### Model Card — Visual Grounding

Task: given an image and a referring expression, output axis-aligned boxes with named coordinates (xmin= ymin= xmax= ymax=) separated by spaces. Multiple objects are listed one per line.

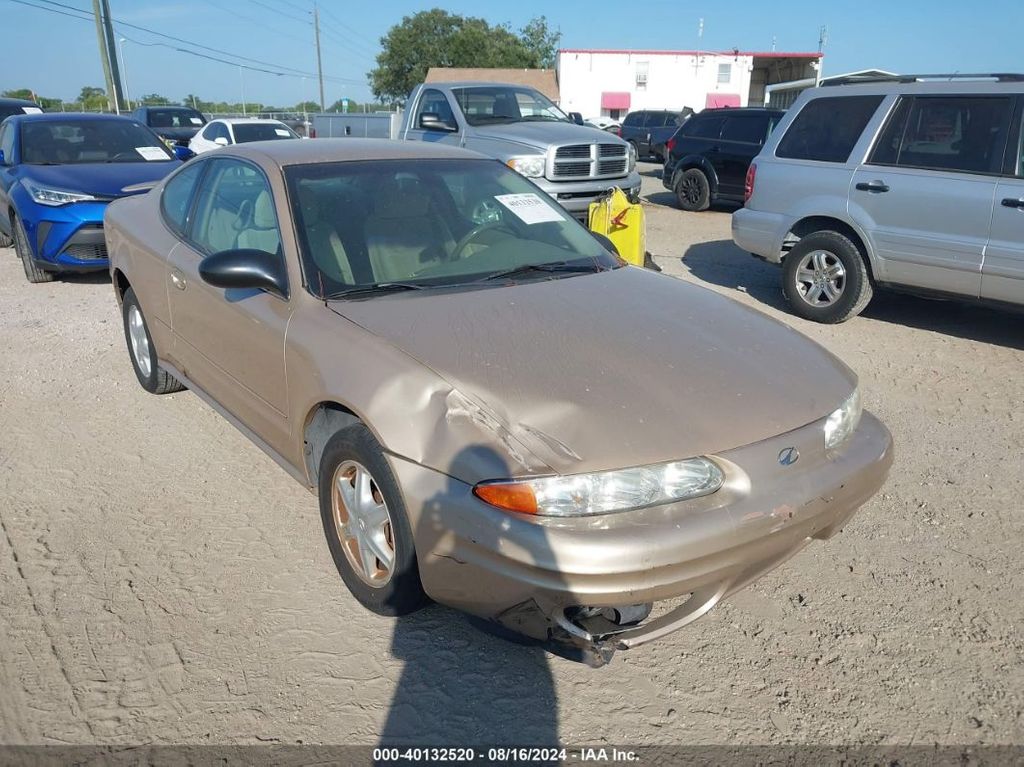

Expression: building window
xmin=636 ymin=61 xmax=649 ymax=90
xmin=718 ymin=63 xmax=732 ymax=83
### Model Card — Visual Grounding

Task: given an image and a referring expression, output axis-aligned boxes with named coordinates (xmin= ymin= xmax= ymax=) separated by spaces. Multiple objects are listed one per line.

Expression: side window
xmin=623 ymin=112 xmax=641 ymax=127
xmin=190 ymin=160 xmax=282 ymax=258
xmin=415 ymin=89 xmax=454 ymax=126
xmin=0 ymin=124 xmax=12 ymax=163
xmin=721 ymin=116 xmax=768 ymax=144
xmin=201 ymin=123 xmax=218 ymax=140
xmin=217 ymin=123 xmax=232 ymax=143
xmin=160 ymin=161 xmax=206 ymax=236
xmin=776 ymin=95 xmax=884 ymax=163
xmin=869 ymin=96 xmax=1012 ymax=175
xmin=686 ymin=115 xmax=726 ymax=140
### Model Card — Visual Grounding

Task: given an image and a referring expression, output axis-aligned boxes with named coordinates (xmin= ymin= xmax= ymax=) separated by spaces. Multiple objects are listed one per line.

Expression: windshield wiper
xmin=325 ymin=282 xmax=426 ymax=300
xmin=480 ymin=262 xmax=604 ymax=282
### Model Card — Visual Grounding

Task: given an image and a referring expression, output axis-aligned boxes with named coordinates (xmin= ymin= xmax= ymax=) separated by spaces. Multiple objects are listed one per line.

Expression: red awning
xmin=706 ymin=93 xmax=741 ymax=108
xmin=601 ymin=92 xmax=631 ymax=110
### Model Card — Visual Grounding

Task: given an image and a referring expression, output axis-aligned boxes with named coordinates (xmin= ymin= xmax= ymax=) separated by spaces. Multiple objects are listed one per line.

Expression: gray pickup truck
xmin=399 ymin=82 xmax=641 ymax=220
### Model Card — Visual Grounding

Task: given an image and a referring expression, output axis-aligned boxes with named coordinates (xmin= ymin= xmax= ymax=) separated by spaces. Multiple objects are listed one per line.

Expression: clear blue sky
xmin=4 ymin=0 xmax=1022 ymax=107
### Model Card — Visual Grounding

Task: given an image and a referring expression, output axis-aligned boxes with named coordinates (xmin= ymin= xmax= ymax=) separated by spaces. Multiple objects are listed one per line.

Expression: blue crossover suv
xmin=0 ymin=113 xmax=180 ymax=282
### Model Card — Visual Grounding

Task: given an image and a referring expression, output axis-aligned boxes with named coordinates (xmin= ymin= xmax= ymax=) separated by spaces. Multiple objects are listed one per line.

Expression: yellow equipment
xmin=587 ymin=187 xmax=647 ymax=267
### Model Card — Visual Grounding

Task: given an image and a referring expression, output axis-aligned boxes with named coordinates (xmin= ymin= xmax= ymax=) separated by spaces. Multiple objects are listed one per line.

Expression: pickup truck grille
xmin=550 ymin=143 xmax=629 ymax=180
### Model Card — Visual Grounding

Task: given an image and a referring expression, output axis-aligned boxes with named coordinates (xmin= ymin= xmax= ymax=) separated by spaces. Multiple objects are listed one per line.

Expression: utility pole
xmin=314 ymin=3 xmax=325 ymax=111
xmin=100 ymin=0 xmax=124 ymax=112
xmin=92 ymin=0 xmax=118 ymax=112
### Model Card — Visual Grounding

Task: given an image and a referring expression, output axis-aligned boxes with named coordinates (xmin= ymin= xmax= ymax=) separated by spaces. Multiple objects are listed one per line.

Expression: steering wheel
xmin=451 ymin=221 xmax=517 ymax=260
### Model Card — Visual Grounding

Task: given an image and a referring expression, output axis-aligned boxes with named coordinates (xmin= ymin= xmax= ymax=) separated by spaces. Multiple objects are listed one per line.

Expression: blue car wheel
xmin=12 ymin=214 xmax=54 ymax=283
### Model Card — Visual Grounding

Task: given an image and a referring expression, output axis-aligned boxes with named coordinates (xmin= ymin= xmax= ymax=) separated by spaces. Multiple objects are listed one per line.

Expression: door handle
xmin=1000 ymin=197 xmax=1024 ymax=209
xmin=855 ymin=180 xmax=890 ymax=193
xmin=170 ymin=271 xmax=187 ymax=290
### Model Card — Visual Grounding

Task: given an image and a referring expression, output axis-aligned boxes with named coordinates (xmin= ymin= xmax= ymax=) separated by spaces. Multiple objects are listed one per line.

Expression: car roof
xmin=219 ymin=137 xmax=488 ymax=167
xmin=811 ymin=79 xmax=1024 ymax=97
xmin=213 ymin=118 xmax=287 ymax=125
xmin=698 ymin=106 xmax=784 ymax=115
xmin=424 ymin=81 xmax=540 ymax=90
xmin=3 ymin=112 xmax=145 ymax=125
xmin=139 ymin=105 xmax=199 ymax=110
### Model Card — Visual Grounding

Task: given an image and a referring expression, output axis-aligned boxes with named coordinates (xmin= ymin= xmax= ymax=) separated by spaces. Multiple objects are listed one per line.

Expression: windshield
xmin=1 ymin=104 xmax=39 ymax=120
xmin=19 ymin=119 xmax=175 ymax=164
xmin=147 ymin=108 xmax=205 ymax=129
xmin=285 ymin=158 xmax=619 ymax=297
xmin=451 ymin=86 xmax=570 ymax=127
xmin=233 ymin=122 xmax=299 ymax=143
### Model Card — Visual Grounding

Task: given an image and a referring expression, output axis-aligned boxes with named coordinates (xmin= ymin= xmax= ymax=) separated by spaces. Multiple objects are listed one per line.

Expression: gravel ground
xmin=0 ymin=162 xmax=1022 ymax=747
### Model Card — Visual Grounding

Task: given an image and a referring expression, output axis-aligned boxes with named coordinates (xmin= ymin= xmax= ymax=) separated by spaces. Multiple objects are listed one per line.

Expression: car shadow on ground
xmin=682 ymin=239 xmax=1024 ymax=349
xmin=380 ymin=445 xmax=561 ymax=746
xmin=643 ymin=191 xmax=741 ymax=214
xmin=58 ymin=271 xmax=112 ymax=286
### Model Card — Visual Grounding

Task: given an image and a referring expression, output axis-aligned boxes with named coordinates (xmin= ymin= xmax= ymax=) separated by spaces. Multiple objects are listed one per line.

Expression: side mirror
xmin=172 ymin=145 xmax=194 ymax=161
xmin=419 ymin=112 xmax=457 ymax=132
xmin=214 ymin=136 xmax=229 ymax=146
xmin=569 ymin=111 xmax=584 ymax=126
xmin=199 ymin=248 xmax=287 ymax=299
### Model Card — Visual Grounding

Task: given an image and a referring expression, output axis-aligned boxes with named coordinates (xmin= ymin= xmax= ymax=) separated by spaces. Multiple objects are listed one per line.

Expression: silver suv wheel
xmin=794 ymin=249 xmax=846 ymax=307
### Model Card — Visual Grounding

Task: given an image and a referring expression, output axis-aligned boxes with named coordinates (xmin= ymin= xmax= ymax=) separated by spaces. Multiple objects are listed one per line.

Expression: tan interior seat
xmin=298 ymin=186 xmax=354 ymax=285
xmin=363 ymin=179 xmax=450 ymax=283
xmin=235 ymin=190 xmax=281 ymax=254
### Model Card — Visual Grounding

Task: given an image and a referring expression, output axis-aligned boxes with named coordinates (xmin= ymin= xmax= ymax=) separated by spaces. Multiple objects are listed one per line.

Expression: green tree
xmin=78 ymin=86 xmax=107 ymax=111
xmin=369 ymin=9 xmax=549 ymax=102
xmin=2 ymin=88 xmax=61 ymax=110
xmin=519 ymin=16 xmax=560 ymax=69
xmin=138 ymin=93 xmax=172 ymax=106
xmin=296 ymin=100 xmax=321 ymax=113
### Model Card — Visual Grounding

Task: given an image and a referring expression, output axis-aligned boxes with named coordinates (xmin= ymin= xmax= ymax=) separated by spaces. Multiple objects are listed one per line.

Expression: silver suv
xmin=732 ymin=74 xmax=1024 ymax=323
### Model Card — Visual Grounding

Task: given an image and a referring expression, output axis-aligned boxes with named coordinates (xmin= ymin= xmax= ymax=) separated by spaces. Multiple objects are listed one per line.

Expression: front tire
xmin=121 ymin=287 xmax=185 ymax=394
xmin=318 ymin=424 xmax=427 ymax=617
xmin=782 ymin=231 xmax=873 ymax=323
xmin=674 ymin=168 xmax=710 ymax=211
xmin=12 ymin=215 xmax=54 ymax=283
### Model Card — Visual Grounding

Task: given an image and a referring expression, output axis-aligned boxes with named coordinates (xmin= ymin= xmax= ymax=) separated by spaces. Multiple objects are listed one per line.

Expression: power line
xmin=18 ymin=0 xmax=364 ymax=84
xmin=248 ymin=0 xmax=308 ymax=25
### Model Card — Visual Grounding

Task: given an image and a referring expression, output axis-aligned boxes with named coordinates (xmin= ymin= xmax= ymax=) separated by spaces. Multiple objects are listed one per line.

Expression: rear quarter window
xmin=776 ymin=95 xmax=884 ymax=163
xmin=160 ymin=161 xmax=205 ymax=236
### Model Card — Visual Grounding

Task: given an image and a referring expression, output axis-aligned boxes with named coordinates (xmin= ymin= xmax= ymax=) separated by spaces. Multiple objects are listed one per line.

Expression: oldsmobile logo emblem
xmin=778 ymin=447 xmax=800 ymax=466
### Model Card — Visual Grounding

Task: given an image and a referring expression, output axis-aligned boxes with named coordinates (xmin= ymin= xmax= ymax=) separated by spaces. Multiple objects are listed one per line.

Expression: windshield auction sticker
xmin=135 ymin=146 xmax=169 ymax=161
xmin=495 ymin=193 xmax=564 ymax=225
xmin=274 ymin=129 xmax=291 ymax=137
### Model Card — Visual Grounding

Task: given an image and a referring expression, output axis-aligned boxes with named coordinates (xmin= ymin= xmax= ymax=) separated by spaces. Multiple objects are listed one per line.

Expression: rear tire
xmin=782 ymin=230 xmax=873 ymax=324
xmin=121 ymin=287 xmax=185 ymax=394
xmin=12 ymin=215 xmax=54 ymax=283
xmin=318 ymin=424 xmax=428 ymax=617
xmin=674 ymin=168 xmax=710 ymax=212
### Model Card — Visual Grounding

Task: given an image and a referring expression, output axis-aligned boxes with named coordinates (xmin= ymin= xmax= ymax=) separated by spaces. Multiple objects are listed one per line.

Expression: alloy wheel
xmin=794 ymin=249 xmax=846 ymax=307
xmin=331 ymin=460 xmax=396 ymax=587
xmin=127 ymin=304 xmax=152 ymax=378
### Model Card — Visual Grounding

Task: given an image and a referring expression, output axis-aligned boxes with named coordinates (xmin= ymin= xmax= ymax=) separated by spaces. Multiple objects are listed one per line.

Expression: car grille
xmin=62 ymin=242 xmax=108 ymax=260
xmin=550 ymin=143 xmax=629 ymax=180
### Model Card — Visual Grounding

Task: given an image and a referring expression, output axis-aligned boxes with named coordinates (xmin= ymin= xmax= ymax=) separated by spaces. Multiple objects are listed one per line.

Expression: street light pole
xmin=118 ymin=37 xmax=132 ymax=111
xmin=239 ymin=65 xmax=246 ymax=116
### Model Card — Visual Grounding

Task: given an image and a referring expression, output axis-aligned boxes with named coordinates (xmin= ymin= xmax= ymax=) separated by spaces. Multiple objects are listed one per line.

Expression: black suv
xmin=619 ymin=108 xmax=693 ymax=161
xmin=662 ymin=106 xmax=784 ymax=211
xmin=0 ymin=97 xmax=42 ymax=121
xmin=131 ymin=105 xmax=207 ymax=147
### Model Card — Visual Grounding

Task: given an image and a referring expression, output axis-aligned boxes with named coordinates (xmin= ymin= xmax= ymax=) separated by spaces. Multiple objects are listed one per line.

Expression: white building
xmin=556 ymin=48 xmax=823 ymax=119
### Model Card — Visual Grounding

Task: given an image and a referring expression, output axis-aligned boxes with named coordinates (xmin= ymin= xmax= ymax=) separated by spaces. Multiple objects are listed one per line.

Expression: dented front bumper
xmin=390 ymin=410 xmax=892 ymax=663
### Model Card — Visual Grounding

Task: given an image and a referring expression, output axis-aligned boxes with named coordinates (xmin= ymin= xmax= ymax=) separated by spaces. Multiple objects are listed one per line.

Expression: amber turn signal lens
xmin=473 ymin=483 xmax=538 ymax=515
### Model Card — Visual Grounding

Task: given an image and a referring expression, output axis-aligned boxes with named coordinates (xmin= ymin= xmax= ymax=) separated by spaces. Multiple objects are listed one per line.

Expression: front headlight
xmin=506 ymin=155 xmax=546 ymax=178
xmin=824 ymin=388 xmax=862 ymax=449
xmin=627 ymin=141 xmax=637 ymax=172
xmin=24 ymin=179 xmax=97 ymax=207
xmin=474 ymin=457 xmax=724 ymax=517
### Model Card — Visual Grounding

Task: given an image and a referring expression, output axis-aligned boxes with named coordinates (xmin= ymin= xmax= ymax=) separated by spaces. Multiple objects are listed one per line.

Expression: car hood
xmin=21 ymin=161 xmax=180 ymax=198
xmin=471 ymin=120 xmax=626 ymax=150
xmin=330 ymin=267 xmax=857 ymax=478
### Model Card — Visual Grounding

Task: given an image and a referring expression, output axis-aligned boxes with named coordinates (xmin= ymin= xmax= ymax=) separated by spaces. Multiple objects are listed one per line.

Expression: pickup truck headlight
xmin=474 ymin=457 xmax=724 ymax=517
xmin=627 ymin=142 xmax=637 ymax=172
xmin=506 ymin=156 xmax=546 ymax=179
xmin=24 ymin=179 xmax=97 ymax=207
xmin=824 ymin=389 xmax=861 ymax=449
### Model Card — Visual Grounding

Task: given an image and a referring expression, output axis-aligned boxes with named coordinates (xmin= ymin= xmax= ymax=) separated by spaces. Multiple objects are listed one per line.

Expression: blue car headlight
xmin=24 ymin=179 xmax=97 ymax=207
